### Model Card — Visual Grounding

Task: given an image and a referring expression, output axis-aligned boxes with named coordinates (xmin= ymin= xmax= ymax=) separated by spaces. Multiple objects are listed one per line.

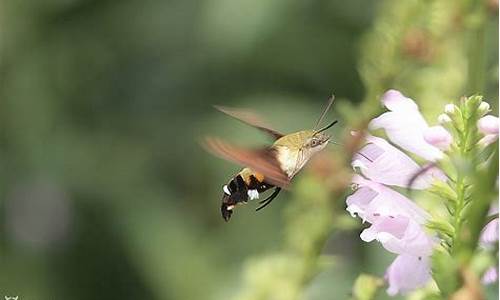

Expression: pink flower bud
xmin=477 ymin=115 xmax=499 ymax=146
xmin=423 ymin=126 xmax=453 ymax=150
xmin=478 ymin=115 xmax=499 ymax=135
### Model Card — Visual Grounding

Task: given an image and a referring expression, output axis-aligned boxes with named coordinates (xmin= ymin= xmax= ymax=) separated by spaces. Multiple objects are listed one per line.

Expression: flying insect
xmin=203 ymin=96 xmax=337 ymax=221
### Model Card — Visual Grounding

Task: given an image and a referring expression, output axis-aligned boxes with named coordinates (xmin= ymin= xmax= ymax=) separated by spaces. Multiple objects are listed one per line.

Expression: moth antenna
xmin=314 ymin=94 xmax=335 ymax=130
xmin=314 ymin=120 xmax=338 ymax=135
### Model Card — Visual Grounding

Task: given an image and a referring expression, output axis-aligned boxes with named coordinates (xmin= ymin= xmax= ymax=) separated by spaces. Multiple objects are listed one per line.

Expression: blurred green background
xmin=0 ymin=0 xmax=497 ymax=299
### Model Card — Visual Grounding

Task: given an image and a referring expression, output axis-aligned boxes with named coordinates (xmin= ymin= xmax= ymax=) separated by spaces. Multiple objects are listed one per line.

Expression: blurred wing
xmin=202 ymin=137 xmax=290 ymax=188
xmin=214 ymin=105 xmax=284 ymax=140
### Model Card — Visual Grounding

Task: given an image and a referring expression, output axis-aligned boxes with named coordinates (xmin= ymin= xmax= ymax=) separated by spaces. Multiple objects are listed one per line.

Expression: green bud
xmin=477 ymin=101 xmax=490 ymax=117
xmin=464 ymin=95 xmax=483 ymax=119
xmin=459 ymin=200 xmax=473 ymax=222
xmin=443 ymin=104 xmax=465 ymax=132
xmin=429 ymin=180 xmax=458 ymax=203
xmin=427 ymin=219 xmax=455 ymax=237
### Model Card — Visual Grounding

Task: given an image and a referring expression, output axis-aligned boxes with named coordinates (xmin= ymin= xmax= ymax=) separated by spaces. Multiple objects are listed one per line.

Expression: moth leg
xmin=256 ymin=187 xmax=281 ymax=211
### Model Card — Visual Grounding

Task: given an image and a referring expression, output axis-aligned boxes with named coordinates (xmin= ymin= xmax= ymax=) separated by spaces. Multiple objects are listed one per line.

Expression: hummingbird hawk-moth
xmin=203 ymin=96 xmax=337 ymax=221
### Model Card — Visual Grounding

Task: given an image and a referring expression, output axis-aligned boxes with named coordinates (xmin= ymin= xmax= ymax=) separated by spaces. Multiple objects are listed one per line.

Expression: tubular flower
xmin=369 ymin=89 xmax=445 ymax=161
xmin=347 ymin=90 xmax=453 ymax=296
xmin=347 ymin=91 xmax=498 ymax=296
xmin=347 ymin=175 xmax=430 ymax=225
xmin=352 ymin=135 xmax=445 ymax=190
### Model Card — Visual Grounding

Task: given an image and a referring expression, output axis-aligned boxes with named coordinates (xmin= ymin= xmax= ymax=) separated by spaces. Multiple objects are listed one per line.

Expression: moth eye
xmin=311 ymin=138 xmax=320 ymax=147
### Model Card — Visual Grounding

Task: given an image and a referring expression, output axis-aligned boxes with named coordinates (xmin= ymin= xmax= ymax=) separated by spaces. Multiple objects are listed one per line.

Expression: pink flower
xmin=347 ymin=175 xmax=429 ymax=224
xmin=385 ymin=254 xmax=432 ymax=296
xmin=353 ymin=135 xmax=445 ymax=189
xmin=360 ymin=215 xmax=435 ymax=257
xmin=478 ymin=115 xmax=499 ymax=146
xmin=482 ymin=267 xmax=498 ymax=285
xmin=369 ymin=90 xmax=448 ymax=161
xmin=347 ymin=90 xmax=450 ymax=296
xmin=347 ymin=166 xmax=435 ymax=296
xmin=478 ymin=115 xmax=499 ymax=135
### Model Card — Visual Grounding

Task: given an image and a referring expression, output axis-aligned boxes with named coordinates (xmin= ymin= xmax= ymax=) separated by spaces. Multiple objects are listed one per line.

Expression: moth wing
xmin=202 ymin=137 xmax=290 ymax=188
xmin=214 ymin=105 xmax=284 ymax=140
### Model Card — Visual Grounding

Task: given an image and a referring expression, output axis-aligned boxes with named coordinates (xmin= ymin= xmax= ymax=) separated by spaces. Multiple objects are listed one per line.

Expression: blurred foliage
xmin=359 ymin=0 xmax=498 ymax=119
xmin=0 ymin=0 xmax=497 ymax=300
xmin=351 ymin=274 xmax=384 ymax=300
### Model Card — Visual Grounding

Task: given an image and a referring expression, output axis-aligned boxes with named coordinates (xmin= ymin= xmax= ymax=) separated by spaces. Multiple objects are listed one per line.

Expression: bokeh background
xmin=0 ymin=0 xmax=498 ymax=299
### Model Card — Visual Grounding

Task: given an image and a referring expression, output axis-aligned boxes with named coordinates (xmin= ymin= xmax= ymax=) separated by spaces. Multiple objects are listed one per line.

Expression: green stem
xmin=452 ymin=160 xmax=466 ymax=253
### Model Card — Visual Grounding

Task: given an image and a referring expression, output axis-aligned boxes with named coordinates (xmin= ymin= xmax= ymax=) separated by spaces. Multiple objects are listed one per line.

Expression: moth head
xmin=306 ymin=120 xmax=337 ymax=149
xmin=305 ymin=132 xmax=329 ymax=149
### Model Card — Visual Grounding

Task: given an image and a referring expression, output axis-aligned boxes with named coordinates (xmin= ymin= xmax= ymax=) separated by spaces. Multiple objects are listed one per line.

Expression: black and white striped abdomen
xmin=220 ymin=170 xmax=273 ymax=221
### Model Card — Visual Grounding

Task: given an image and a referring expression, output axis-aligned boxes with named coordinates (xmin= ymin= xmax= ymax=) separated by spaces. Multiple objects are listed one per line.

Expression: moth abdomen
xmin=220 ymin=169 xmax=273 ymax=221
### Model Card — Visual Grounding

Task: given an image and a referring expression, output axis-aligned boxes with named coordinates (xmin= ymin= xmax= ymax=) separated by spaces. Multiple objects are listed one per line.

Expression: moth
xmin=203 ymin=96 xmax=337 ymax=221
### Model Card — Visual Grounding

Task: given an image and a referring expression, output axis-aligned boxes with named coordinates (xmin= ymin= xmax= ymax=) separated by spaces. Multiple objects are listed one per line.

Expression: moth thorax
xmin=275 ymin=146 xmax=305 ymax=177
